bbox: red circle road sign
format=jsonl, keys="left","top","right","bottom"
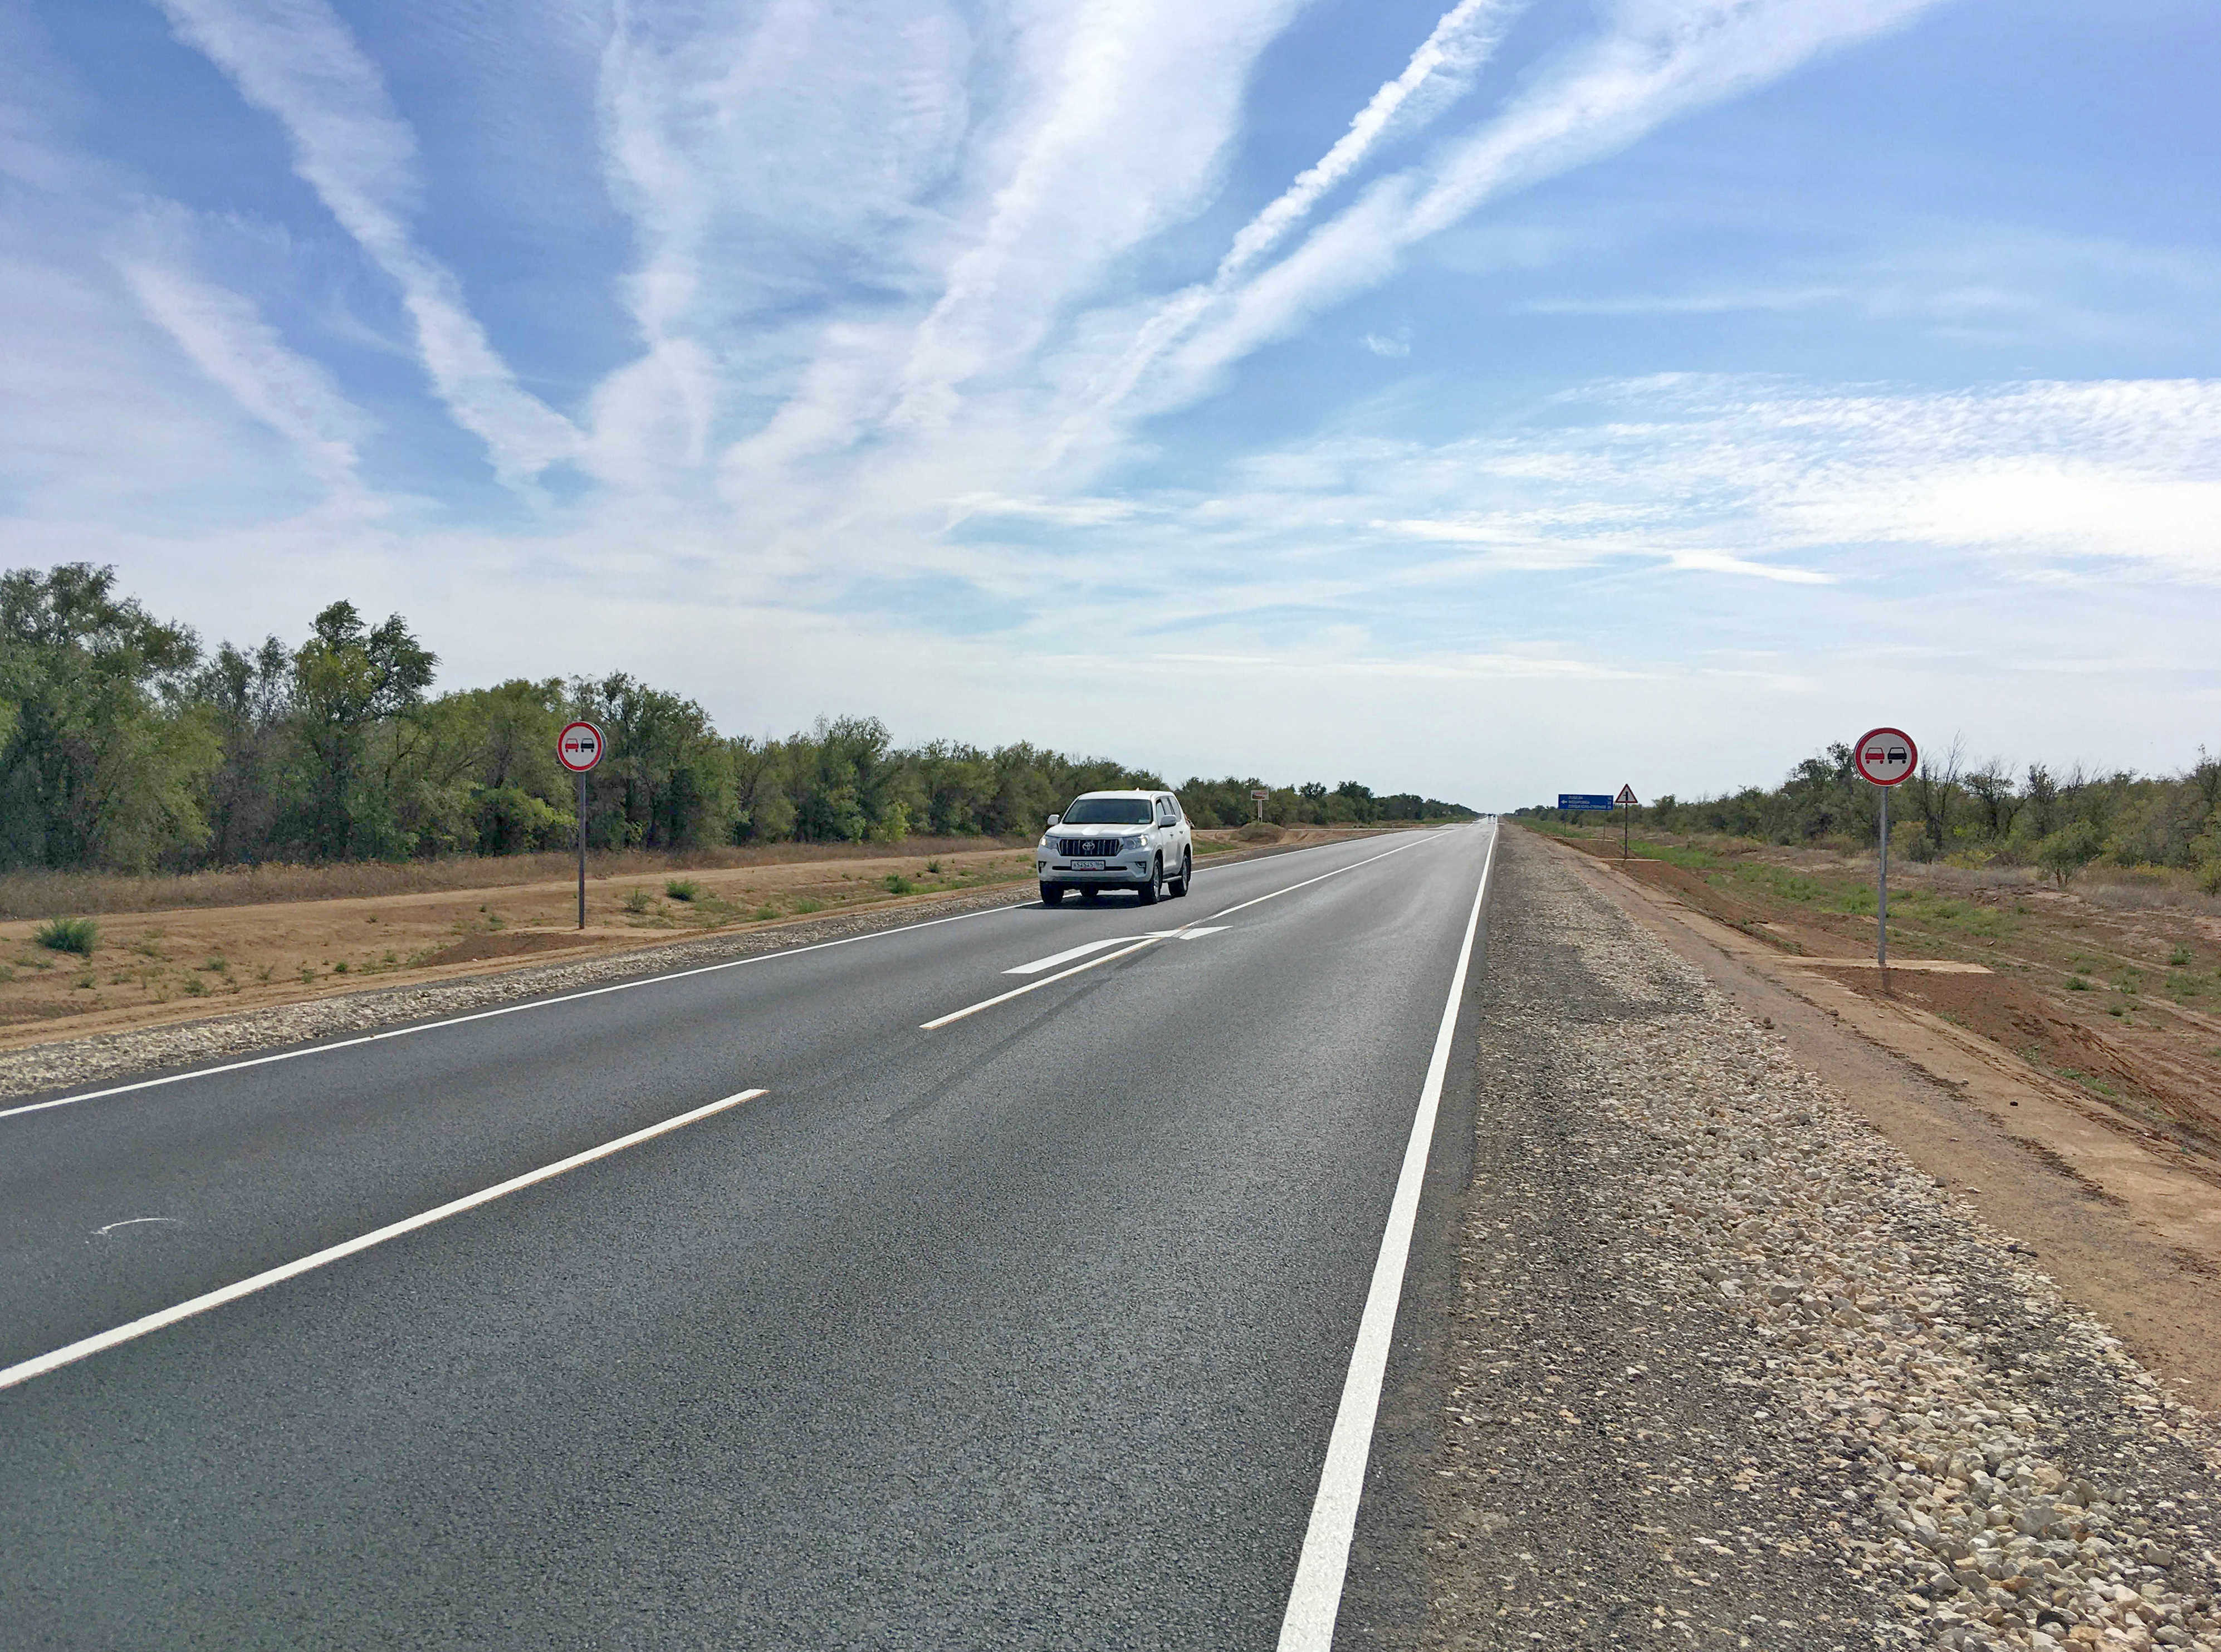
{"left": 1852, "top": 727, "right": 1917, "bottom": 787}
{"left": 557, "top": 720, "right": 605, "bottom": 774}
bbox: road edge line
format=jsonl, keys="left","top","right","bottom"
{"left": 1275, "top": 823, "right": 1498, "bottom": 1651}
{"left": 0, "top": 1087, "right": 767, "bottom": 1393}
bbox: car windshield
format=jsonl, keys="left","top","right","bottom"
{"left": 1060, "top": 798, "right": 1154, "bottom": 825}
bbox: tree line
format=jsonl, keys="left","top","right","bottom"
{"left": 0, "top": 564, "right": 1471, "bottom": 873}
{"left": 1518, "top": 740, "right": 2221, "bottom": 888}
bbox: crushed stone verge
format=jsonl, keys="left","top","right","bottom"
{"left": 1420, "top": 830, "right": 2219, "bottom": 1651}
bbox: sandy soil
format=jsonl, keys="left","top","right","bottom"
{"left": 0, "top": 825, "right": 1369, "bottom": 1055}
{"left": 1533, "top": 827, "right": 2221, "bottom": 1415}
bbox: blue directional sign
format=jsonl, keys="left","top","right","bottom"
{"left": 1557, "top": 794, "right": 1615, "bottom": 810}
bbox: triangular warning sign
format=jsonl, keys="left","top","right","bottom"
{"left": 1615, "top": 784, "right": 1638, "bottom": 806}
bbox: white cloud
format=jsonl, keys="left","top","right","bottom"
{"left": 153, "top": 0, "right": 579, "bottom": 486}
{"left": 116, "top": 248, "right": 370, "bottom": 498}
{"left": 1161, "top": 0, "right": 1945, "bottom": 404}
{"left": 1362, "top": 330, "right": 1413, "bottom": 358}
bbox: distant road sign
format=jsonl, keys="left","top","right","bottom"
{"left": 1852, "top": 727, "right": 1917, "bottom": 788}
{"left": 1250, "top": 789, "right": 1269, "bottom": 799}
{"left": 557, "top": 720, "right": 605, "bottom": 774}
{"left": 1558, "top": 794, "right": 1615, "bottom": 810}
{"left": 1615, "top": 784, "right": 1638, "bottom": 807}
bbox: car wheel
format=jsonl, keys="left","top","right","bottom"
{"left": 1136, "top": 856, "right": 1161, "bottom": 905}
{"left": 1169, "top": 850, "right": 1191, "bottom": 897}
{"left": 1040, "top": 883, "right": 1065, "bottom": 905}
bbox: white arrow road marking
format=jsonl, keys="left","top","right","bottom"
{"left": 92, "top": 1217, "right": 183, "bottom": 1236}
{"left": 1004, "top": 928, "right": 1227, "bottom": 975}
{"left": 0, "top": 1087, "right": 767, "bottom": 1393}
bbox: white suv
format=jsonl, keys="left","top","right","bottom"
{"left": 1038, "top": 790, "right": 1194, "bottom": 906}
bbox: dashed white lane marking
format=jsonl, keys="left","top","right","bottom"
{"left": 0, "top": 1087, "right": 766, "bottom": 1393}
{"left": 1004, "top": 928, "right": 1227, "bottom": 975}
{"left": 92, "top": 1218, "right": 183, "bottom": 1236}
{"left": 928, "top": 837, "right": 1439, "bottom": 1031}
{"left": 923, "top": 939, "right": 1161, "bottom": 1029}
{"left": 1276, "top": 824, "right": 1497, "bottom": 1651}
{"left": 1004, "top": 937, "right": 1140, "bottom": 975}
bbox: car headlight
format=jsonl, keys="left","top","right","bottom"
{"left": 1121, "top": 835, "right": 1145, "bottom": 853}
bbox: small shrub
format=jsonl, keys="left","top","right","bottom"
{"left": 623, "top": 887, "right": 654, "bottom": 914}
{"left": 2169, "top": 945, "right": 2193, "bottom": 967}
{"left": 2035, "top": 822, "right": 2103, "bottom": 887}
{"left": 2200, "top": 860, "right": 2221, "bottom": 896}
{"left": 794, "top": 898, "right": 825, "bottom": 914}
{"left": 750, "top": 904, "right": 779, "bottom": 921}
{"left": 183, "top": 975, "right": 207, "bottom": 997}
{"left": 925, "top": 859, "right": 943, "bottom": 873}
{"left": 665, "top": 879, "right": 699, "bottom": 902}
{"left": 2066, "top": 974, "right": 2092, "bottom": 991}
{"left": 333, "top": 960, "right": 349, "bottom": 974}
{"left": 34, "top": 916, "right": 98, "bottom": 955}
{"left": 882, "top": 873, "right": 915, "bottom": 895}
{"left": 0, "top": 963, "right": 13, "bottom": 982}
{"left": 299, "top": 965, "right": 316, "bottom": 983}
{"left": 201, "top": 955, "right": 227, "bottom": 973}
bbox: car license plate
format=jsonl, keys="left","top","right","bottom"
{"left": 1070, "top": 858, "right": 1104, "bottom": 869}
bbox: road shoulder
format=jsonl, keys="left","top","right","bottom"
{"left": 1534, "top": 828, "right": 2221, "bottom": 1416}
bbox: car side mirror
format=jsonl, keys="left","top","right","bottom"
{"left": 1046, "top": 814, "right": 1060, "bottom": 828}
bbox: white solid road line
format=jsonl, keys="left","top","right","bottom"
{"left": 0, "top": 1087, "right": 767, "bottom": 1393}
{"left": 926, "top": 835, "right": 1440, "bottom": 1031}
{"left": 1276, "top": 824, "right": 1498, "bottom": 1652}
{"left": 0, "top": 897, "right": 1031, "bottom": 1123}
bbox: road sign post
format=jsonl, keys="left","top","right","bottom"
{"left": 557, "top": 720, "right": 606, "bottom": 930}
{"left": 1251, "top": 788, "right": 1269, "bottom": 823}
{"left": 1616, "top": 784, "right": 1638, "bottom": 861}
{"left": 1852, "top": 727, "right": 1917, "bottom": 985}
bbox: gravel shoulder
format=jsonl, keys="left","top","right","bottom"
{"left": 1372, "top": 827, "right": 2220, "bottom": 1651}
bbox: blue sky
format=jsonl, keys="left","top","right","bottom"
{"left": 2, "top": 0, "right": 2215, "bottom": 807}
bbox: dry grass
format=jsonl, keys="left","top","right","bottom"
{"left": 0, "top": 837, "right": 1035, "bottom": 922}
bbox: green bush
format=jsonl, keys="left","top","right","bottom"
{"left": 882, "top": 872, "right": 915, "bottom": 895}
{"left": 2035, "top": 822, "right": 2104, "bottom": 887}
{"left": 33, "top": 916, "right": 98, "bottom": 955}
{"left": 2066, "top": 974, "right": 2092, "bottom": 991}
{"left": 623, "top": 887, "right": 654, "bottom": 913}
{"left": 664, "top": 878, "right": 699, "bottom": 902}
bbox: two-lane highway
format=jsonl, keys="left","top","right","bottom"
{"left": 2, "top": 824, "right": 1495, "bottom": 1649}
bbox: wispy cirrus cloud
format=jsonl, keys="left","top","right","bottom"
{"left": 1157, "top": 0, "right": 1945, "bottom": 407}
{"left": 116, "top": 250, "right": 370, "bottom": 498}
{"left": 152, "top": 0, "right": 578, "bottom": 486}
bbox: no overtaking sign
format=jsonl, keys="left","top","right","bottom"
{"left": 559, "top": 721, "right": 605, "bottom": 774}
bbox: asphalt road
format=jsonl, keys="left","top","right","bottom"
{"left": 1, "top": 824, "right": 1495, "bottom": 1650}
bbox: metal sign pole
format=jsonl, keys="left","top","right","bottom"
{"left": 577, "top": 770, "right": 588, "bottom": 931}
{"left": 1621, "top": 799, "right": 1630, "bottom": 862}
{"left": 1876, "top": 785, "right": 1889, "bottom": 977}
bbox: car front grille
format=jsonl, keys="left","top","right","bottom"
{"left": 1058, "top": 837, "right": 1124, "bottom": 857}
